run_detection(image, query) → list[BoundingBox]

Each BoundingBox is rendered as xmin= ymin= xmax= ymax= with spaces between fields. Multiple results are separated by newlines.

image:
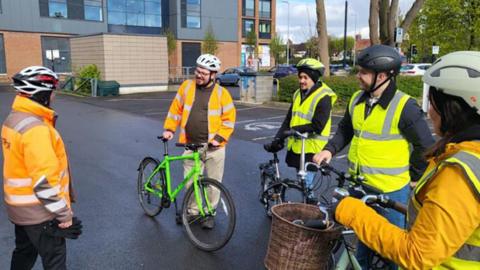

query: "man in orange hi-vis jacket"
xmin=2 ymin=66 xmax=79 ymax=269
xmin=163 ymin=54 xmax=236 ymax=229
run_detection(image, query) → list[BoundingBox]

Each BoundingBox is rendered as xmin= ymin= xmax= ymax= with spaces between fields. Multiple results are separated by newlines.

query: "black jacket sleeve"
xmin=398 ymin=98 xmax=435 ymax=182
xmin=275 ymin=104 xmax=293 ymax=140
xmin=323 ymin=105 xmax=354 ymax=156
xmin=290 ymin=96 xmax=332 ymax=134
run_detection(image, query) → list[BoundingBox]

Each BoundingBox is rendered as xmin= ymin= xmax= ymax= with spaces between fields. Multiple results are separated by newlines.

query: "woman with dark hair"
xmin=330 ymin=51 xmax=480 ymax=269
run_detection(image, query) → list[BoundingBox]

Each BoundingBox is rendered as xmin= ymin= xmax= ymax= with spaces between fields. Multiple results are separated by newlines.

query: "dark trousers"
xmin=11 ymin=221 xmax=66 ymax=270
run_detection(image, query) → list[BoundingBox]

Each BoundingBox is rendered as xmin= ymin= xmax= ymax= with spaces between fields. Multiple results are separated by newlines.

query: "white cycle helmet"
xmin=423 ymin=51 xmax=480 ymax=115
xmin=196 ymin=54 xmax=221 ymax=72
xmin=12 ymin=66 xmax=59 ymax=95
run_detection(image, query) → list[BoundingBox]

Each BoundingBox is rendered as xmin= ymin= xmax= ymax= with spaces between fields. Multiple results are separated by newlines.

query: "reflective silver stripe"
xmin=13 ymin=117 xmax=41 ymax=133
xmin=222 ymin=121 xmax=235 ymax=128
xmin=167 ymin=112 xmax=181 ymax=121
xmin=5 ymin=178 xmax=32 ymax=187
xmin=175 ymin=93 xmax=183 ymax=104
xmin=208 ymin=133 xmax=215 ymax=141
xmin=349 ymin=91 xmax=363 ymax=119
xmin=223 ymin=103 xmax=235 ymax=113
xmin=208 ymin=109 xmax=222 ymax=116
xmin=60 ymin=169 xmax=67 ymax=180
xmin=182 ymin=80 xmax=192 ymax=104
xmin=444 ymin=151 xmax=480 ymax=198
xmin=63 ymin=183 xmax=69 ymax=193
xmin=353 ymin=130 xmax=403 ymax=141
xmin=292 ymin=111 xmax=312 ymax=121
xmin=33 ymin=175 xmax=47 ymax=188
xmin=311 ymin=135 xmax=329 ymax=141
xmin=454 ymin=243 xmax=480 ymax=261
xmin=360 ymin=165 xmax=410 ymax=175
xmin=184 ymin=105 xmax=192 ymax=112
xmin=36 ymin=185 xmax=61 ymax=199
xmin=308 ymin=87 xmax=329 ymax=113
xmin=217 ymin=86 xmax=223 ymax=100
xmin=45 ymin=199 xmax=67 ymax=213
xmin=5 ymin=194 xmax=40 ymax=204
xmin=382 ymin=91 xmax=405 ymax=134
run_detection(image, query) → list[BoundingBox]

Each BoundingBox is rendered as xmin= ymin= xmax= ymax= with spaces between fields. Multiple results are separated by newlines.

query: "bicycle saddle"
xmin=176 ymin=143 xmax=205 ymax=151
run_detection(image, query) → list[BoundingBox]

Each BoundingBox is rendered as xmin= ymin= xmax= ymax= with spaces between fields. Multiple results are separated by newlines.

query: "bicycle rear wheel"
xmin=260 ymin=173 xmax=283 ymax=217
xmin=137 ymin=157 xmax=165 ymax=217
xmin=280 ymin=180 xmax=306 ymax=204
xmin=182 ymin=177 xmax=236 ymax=251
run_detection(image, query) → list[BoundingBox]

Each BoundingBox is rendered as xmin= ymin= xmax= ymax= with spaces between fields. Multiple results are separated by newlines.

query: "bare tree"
xmin=316 ymin=0 xmax=330 ymax=76
xmin=400 ymin=0 xmax=426 ymax=34
xmin=369 ymin=0 xmax=380 ymax=44
xmin=379 ymin=0 xmax=389 ymax=42
xmin=387 ymin=0 xmax=399 ymax=46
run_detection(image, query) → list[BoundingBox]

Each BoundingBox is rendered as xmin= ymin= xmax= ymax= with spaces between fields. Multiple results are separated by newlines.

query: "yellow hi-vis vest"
xmin=408 ymin=150 xmax=480 ymax=269
xmin=347 ymin=90 xmax=411 ymax=193
xmin=287 ymin=84 xmax=337 ymax=154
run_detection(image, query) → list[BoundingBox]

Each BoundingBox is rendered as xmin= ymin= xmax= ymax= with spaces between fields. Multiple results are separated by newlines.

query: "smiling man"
xmin=162 ymin=54 xmax=236 ymax=229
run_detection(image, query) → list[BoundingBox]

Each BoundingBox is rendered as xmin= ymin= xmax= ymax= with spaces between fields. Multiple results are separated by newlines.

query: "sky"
xmin=276 ymin=0 xmax=415 ymax=44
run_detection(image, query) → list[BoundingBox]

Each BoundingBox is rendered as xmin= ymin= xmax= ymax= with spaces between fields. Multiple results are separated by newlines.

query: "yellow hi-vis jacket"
xmin=347 ymin=90 xmax=411 ymax=193
xmin=164 ymin=80 xmax=236 ymax=146
xmin=2 ymin=95 xmax=73 ymax=225
xmin=336 ymin=140 xmax=480 ymax=270
xmin=287 ymin=84 xmax=337 ymax=154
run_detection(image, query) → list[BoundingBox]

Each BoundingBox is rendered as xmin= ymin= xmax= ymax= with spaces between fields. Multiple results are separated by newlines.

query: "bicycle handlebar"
xmin=283 ymin=130 xmax=309 ymax=139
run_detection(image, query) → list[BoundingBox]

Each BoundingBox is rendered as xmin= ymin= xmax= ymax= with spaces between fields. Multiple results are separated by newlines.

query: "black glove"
xmin=45 ymin=217 xmax=83 ymax=239
xmin=263 ymin=138 xmax=284 ymax=153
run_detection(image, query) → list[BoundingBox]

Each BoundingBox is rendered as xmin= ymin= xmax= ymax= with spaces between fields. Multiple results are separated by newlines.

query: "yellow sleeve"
xmin=163 ymin=81 xmax=187 ymax=132
xmin=336 ymin=166 xmax=480 ymax=270
xmin=217 ymin=88 xmax=236 ymax=142
xmin=23 ymin=126 xmax=72 ymax=222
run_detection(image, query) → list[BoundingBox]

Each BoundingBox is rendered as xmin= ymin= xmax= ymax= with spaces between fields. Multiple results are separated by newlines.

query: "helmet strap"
xmin=28 ymin=91 xmax=53 ymax=108
xmin=367 ymin=72 xmax=395 ymax=94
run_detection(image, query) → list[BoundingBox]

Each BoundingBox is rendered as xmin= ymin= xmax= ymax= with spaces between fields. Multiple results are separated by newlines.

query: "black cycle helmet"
xmin=357 ymin=44 xmax=402 ymax=75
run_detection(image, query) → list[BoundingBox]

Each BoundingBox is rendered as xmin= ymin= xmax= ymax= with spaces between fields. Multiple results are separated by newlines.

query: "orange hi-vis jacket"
xmin=164 ymin=80 xmax=236 ymax=146
xmin=1 ymin=95 xmax=73 ymax=225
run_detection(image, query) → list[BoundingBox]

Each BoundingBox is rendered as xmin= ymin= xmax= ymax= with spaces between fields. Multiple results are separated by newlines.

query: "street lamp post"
xmin=343 ymin=0 xmax=348 ymax=68
xmin=282 ymin=0 xmax=290 ymax=65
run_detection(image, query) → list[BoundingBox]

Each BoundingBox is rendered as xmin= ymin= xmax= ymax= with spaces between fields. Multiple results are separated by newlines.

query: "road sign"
xmin=394 ymin=27 xmax=404 ymax=43
xmin=432 ymin=46 xmax=440 ymax=55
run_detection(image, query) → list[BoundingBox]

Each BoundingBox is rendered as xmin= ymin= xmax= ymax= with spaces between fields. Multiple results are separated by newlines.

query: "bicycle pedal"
xmin=161 ymin=199 xmax=171 ymax=208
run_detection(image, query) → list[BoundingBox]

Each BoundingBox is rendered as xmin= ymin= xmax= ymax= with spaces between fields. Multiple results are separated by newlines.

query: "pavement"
xmin=0 ymin=86 xmax=432 ymax=269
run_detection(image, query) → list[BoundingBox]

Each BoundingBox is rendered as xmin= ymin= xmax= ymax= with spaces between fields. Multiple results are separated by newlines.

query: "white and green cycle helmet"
xmin=423 ymin=51 xmax=480 ymax=115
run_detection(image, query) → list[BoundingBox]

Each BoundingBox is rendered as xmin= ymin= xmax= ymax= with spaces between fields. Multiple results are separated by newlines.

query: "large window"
xmin=85 ymin=0 xmax=103 ymax=21
xmin=259 ymin=20 xmax=271 ymax=39
xmin=49 ymin=0 xmax=68 ymax=18
xmin=41 ymin=37 xmax=71 ymax=73
xmin=108 ymin=0 xmax=162 ymax=27
xmin=0 ymin=34 xmax=6 ymax=74
xmin=259 ymin=0 xmax=271 ymax=18
xmin=243 ymin=0 xmax=254 ymax=17
xmin=242 ymin=19 xmax=254 ymax=37
xmin=181 ymin=0 xmax=201 ymax=29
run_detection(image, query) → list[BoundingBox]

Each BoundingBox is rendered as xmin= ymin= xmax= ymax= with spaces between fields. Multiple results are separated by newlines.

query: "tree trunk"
xmin=387 ymin=0 xmax=399 ymax=46
xmin=316 ymin=0 xmax=330 ymax=76
xmin=379 ymin=0 xmax=389 ymax=44
xmin=369 ymin=0 xmax=380 ymax=45
xmin=400 ymin=0 xmax=426 ymax=33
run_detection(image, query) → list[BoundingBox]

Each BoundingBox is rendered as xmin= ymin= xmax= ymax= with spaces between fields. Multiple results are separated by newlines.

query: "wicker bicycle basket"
xmin=264 ymin=203 xmax=342 ymax=270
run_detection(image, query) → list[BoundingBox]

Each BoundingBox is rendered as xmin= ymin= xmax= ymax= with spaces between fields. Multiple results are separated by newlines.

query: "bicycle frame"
xmin=143 ymin=148 xmax=213 ymax=217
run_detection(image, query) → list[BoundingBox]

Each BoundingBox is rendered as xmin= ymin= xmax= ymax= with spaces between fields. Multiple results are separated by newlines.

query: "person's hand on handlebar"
xmin=263 ymin=137 xmax=284 ymax=152
xmin=162 ymin=130 xmax=174 ymax=140
xmin=313 ymin=150 xmax=333 ymax=164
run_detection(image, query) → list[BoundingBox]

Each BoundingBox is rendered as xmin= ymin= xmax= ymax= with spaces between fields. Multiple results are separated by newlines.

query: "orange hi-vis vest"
xmin=164 ymin=80 xmax=236 ymax=146
xmin=1 ymin=95 xmax=73 ymax=225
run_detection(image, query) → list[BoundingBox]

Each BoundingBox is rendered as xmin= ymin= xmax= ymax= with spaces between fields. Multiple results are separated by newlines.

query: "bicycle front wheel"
xmin=182 ymin=178 xmax=236 ymax=251
xmin=137 ymin=157 xmax=165 ymax=217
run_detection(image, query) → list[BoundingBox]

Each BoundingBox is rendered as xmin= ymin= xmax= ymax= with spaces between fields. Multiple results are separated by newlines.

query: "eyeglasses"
xmin=194 ymin=69 xmax=211 ymax=77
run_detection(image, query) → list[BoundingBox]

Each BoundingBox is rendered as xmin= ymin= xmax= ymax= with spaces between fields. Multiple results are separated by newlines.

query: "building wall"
xmin=0 ymin=0 xmax=107 ymax=34
xmin=173 ymin=0 xmax=238 ymax=42
xmin=0 ymin=31 xmax=72 ymax=83
xmin=70 ymin=35 xmax=105 ymax=79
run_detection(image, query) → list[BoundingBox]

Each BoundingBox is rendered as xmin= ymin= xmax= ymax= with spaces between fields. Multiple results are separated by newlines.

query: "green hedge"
xmin=278 ymin=75 xmax=424 ymax=110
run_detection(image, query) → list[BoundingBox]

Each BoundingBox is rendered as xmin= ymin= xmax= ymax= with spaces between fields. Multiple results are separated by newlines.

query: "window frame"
xmin=259 ymin=0 xmax=271 ymax=18
xmin=0 ymin=34 xmax=6 ymax=74
xmin=181 ymin=0 xmax=201 ymax=29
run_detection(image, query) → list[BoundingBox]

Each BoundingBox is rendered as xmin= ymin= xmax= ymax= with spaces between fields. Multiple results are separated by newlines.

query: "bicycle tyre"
xmin=182 ymin=178 xmax=236 ymax=251
xmin=280 ymin=179 xmax=307 ymax=204
xmin=137 ymin=157 xmax=165 ymax=217
xmin=260 ymin=173 xmax=284 ymax=217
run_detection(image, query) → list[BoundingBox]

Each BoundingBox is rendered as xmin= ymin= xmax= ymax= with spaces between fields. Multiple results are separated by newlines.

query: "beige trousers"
xmin=183 ymin=145 xmax=225 ymax=214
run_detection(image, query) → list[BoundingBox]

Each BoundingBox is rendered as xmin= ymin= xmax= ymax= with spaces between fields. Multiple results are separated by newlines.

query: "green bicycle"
xmin=137 ymin=136 xmax=236 ymax=251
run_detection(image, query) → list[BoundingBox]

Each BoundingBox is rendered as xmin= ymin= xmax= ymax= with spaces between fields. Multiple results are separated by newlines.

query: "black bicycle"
xmin=259 ymin=130 xmax=323 ymax=216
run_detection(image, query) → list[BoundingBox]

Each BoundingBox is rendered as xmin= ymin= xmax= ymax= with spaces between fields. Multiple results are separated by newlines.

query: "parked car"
xmin=216 ymin=67 xmax=256 ymax=86
xmin=330 ymin=64 xmax=352 ymax=76
xmin=273 ymin=65 xmax=297 ymax=80
xmin=400 ymin=63 xmax=431 ymax=76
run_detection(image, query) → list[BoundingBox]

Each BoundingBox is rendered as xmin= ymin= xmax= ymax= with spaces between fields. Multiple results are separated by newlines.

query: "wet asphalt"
xmin=0 ymin=84 xmax=423 ymax=269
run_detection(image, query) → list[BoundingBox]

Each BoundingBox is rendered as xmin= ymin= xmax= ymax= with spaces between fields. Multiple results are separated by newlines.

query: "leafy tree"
xmin=269 ymin=34 xmax=285 ymax=65
xmin=166 ymin=28 xmax=176 ymax=58
xmin=246 ymin=30 xmax=258 ymax=57
xmin=202 ymin=26 xmax=219 ymax=55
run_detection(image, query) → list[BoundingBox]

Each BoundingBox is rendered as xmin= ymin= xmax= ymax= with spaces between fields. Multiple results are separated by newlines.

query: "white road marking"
xmin=252 ymin=135 xmax=275 ymax=141
xmin=236 ymin=115 xmax=285 ymax=125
